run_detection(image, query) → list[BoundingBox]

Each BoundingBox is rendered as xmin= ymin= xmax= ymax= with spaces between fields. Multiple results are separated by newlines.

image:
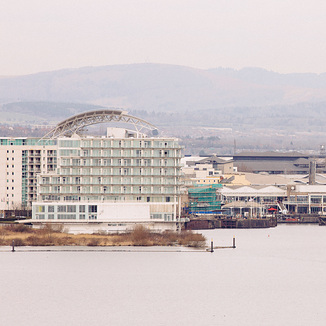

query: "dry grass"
xmin=0 ymin=224 xmax=206 ymax=248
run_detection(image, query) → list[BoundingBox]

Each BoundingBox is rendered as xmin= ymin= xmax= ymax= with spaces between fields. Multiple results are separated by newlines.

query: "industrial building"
xmin=232 ymin=151 xmax=326 ymax=174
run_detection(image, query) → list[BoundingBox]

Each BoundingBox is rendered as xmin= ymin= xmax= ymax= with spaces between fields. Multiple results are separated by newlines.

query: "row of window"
xmin=58 ymin=149 xmax=179 ymax=158
xmin=75 ymin=140 xmax=175 ymax=148
xmin=40 ymin=195 xmax=173 ymax=202
xmin=36 ymin=205 xmax=97 ymax=213
xmin=41 ymin=176 xmax=177 ymax=185
xmin=59 ymin=158 xmax=176 ymax=166
xmin=35 ymin=214 xmax=95 ymax=220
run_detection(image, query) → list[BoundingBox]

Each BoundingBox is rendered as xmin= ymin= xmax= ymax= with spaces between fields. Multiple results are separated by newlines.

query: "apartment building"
xmin=27 ymin=109 xmax=183 ymax=233
xmin=0 ymin=138 xmax=56 ymax=217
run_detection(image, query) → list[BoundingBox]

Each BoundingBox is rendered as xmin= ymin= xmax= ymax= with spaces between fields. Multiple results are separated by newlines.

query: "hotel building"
xmin=7 ymin=110 xmax=183 ymax=233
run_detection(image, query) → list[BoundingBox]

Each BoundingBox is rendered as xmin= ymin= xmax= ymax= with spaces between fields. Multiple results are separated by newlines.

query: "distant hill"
xmin=0 ymin=102 xmax=102 ymax=125
xmin=1 ymin=63 xmax=326 ymax=113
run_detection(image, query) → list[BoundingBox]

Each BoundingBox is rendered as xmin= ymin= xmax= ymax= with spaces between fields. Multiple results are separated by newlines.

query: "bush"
xmin=178 ymin=231 xmax=206 ymax=248
xmin=87 ymin=238 xmax=100 ymax=246
xmin=4 ymin=224 xmax=33 ymax=233
xmin=130 ymin=225 xmax=151 ymax=246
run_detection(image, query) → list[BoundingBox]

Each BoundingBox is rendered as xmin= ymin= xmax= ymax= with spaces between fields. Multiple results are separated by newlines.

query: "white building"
xmin=29 ymin=109 xmax=183 ymax=233
xmin=0 ymin=138 xmax=57 ymax=217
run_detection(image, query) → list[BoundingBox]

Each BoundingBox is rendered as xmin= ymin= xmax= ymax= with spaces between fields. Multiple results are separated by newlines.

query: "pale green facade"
xmin=37 ymin=136 xmax=182 ymax=207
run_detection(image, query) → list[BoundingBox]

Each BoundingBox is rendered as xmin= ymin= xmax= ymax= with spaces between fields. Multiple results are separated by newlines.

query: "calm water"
xmin=1 ymin=224 xmax=326 ymax=326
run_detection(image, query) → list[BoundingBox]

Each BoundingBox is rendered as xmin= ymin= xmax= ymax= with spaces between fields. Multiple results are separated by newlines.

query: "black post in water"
xmin=12 ymin=240 xmax=15 ymax=252
xmin=233 ymin=236 xmax=236 ymax=249
xmin=210 ymin=239 xmax=214 ymax=253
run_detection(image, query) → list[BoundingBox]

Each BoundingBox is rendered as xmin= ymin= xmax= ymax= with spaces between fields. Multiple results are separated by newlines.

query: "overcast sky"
xmin=0 ymin=0 xmax=325 ymax=76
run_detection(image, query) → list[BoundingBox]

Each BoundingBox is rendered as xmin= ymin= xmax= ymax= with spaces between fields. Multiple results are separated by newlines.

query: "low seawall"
xmin=185 ymin=217 xmax=276 ymax=230
xmin=278 ymin=215 xmax=319 ymax=224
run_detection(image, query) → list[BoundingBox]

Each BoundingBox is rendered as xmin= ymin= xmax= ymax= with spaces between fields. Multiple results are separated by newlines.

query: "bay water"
xmin=1 ymin=224 xmax=326 ymax=326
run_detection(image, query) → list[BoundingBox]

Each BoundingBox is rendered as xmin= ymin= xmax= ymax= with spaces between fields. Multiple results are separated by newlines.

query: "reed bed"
xmin=0 ymin=224 xmax=206 ymax=248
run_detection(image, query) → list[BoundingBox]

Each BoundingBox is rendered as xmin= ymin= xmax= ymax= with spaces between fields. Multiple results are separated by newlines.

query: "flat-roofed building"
xmin=233 ymin=151 xmax=326 ymax=174
xmin=0 ymin=138 xmax=56 ymax=217
xmin=29 ymin=109 xmax=183 ymax=233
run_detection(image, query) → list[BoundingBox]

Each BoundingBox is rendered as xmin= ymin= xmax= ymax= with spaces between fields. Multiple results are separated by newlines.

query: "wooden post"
xmin=210 ymin=239 xmax=214 ymax=253
xmin=233 ymin=236 xmax=236 ymax=249
xmin=12 ymin=240 xmax=15 ymax=252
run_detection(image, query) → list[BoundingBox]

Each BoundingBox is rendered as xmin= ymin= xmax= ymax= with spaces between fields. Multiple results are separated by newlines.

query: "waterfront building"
xmin=284 ymin=184 xmax=326 ymax=214
xmin=29 ymin=109 xmax=183 ymax=233
xmin=219 ymin=185 xmax=287 ymax=217
xmin=0 ymin=138 xmax=56 ymax=217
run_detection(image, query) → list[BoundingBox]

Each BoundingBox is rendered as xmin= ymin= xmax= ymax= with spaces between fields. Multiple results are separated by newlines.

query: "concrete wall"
xmin=98 ymin=203 xmax=150 ymax=221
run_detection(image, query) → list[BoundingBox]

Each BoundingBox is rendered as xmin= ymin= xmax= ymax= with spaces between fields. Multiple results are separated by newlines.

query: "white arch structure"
xmin=41 ymin=109 xmax=158 ymax=139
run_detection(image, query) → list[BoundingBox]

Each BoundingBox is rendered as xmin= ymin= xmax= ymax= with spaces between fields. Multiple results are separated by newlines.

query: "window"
xmin=58 ymin=205 xmax=67 ymax=213
xmin=48 ymin=206 xmax=55 ymax=212
xmin=311 ymin=196 xmax=322 ymax=204
xmin=36 ymin=206 xmax=45 ymax=213
xmin=151 ymin=214 xmax=162 ymax=219
xmin=67 ymin=205 xmax=76 ymax=213
xmin=88 ymin=205 xmax=97 ymax=213
xmin=79 ymin=205 xmax=85 ymax=213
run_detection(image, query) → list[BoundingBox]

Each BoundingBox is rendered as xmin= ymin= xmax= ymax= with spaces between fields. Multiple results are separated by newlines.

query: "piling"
xmin=210 ymin=239 xmax=214 ymax=253
xmin=12 ymin=240 xmax=15 ymax=252
xmin=233 ymin=236 xmax=236 ymax=249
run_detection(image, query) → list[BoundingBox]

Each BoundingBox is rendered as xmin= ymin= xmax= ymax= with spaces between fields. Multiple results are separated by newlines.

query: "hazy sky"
xmin=1 ymin=0 xmax=325 ymax=76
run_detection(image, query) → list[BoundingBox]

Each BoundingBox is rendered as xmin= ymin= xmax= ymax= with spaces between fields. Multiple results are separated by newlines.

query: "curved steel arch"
xmin=41 ymin=109 xmax=158 ymax=139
